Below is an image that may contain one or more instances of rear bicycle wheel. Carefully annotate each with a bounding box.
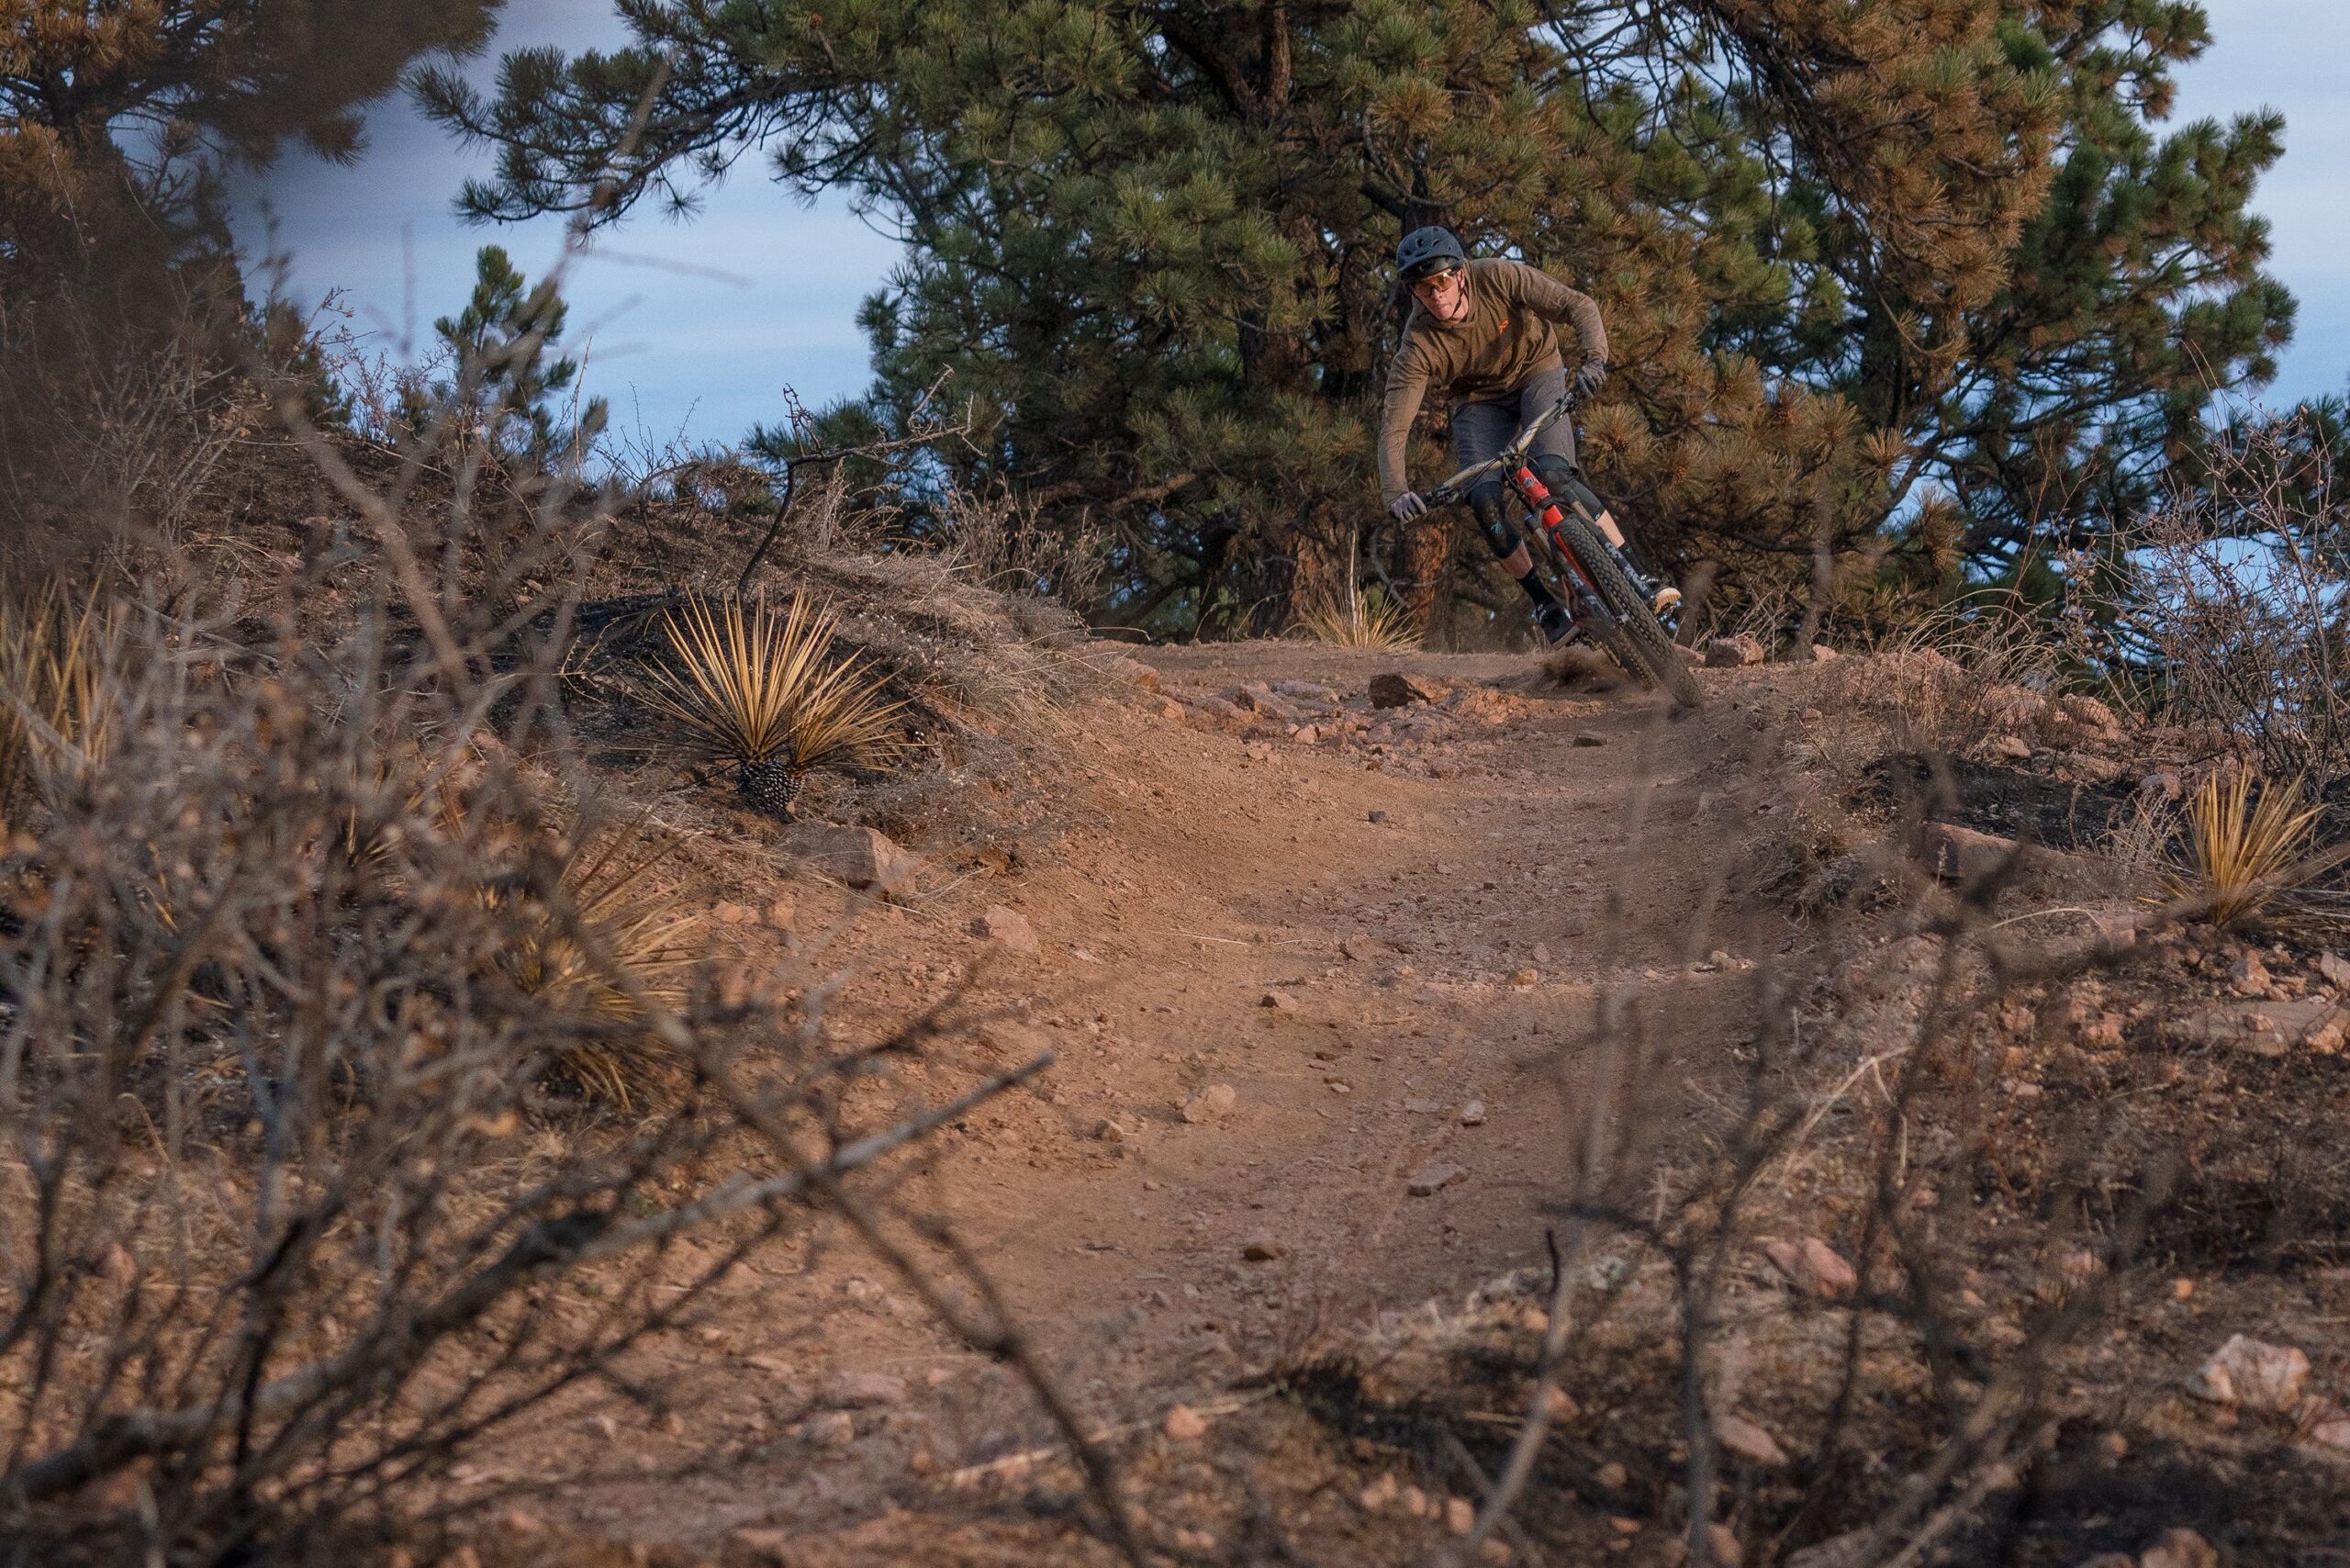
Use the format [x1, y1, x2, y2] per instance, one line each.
[1550, 510, 1704, 710]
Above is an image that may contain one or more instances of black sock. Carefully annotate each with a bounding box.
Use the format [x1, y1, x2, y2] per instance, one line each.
[1516, 570, 1557, 607]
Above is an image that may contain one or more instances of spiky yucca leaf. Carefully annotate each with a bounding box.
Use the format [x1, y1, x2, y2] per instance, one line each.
[491, 823, 704, 1105]
[0, 584, 114, 823]
[2164, 772, 2350, 928]
[642, 593, 903, 777]
[1295, 586, 1416, 650]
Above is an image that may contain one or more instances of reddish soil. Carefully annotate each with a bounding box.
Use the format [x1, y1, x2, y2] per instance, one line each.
[492, 643, 1789, 1557]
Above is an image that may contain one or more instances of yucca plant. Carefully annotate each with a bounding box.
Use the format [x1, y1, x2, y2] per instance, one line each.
[2164, 771, 2350, 929]
[640, 593, 903, 819]
[490, 823, 704, 1104]
[0, 583, 115, 824]
[1295, 537, 1416, 650]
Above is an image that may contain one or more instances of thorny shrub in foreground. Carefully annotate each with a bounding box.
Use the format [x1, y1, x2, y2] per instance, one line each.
[0, 447, 1066, 1562]
[2083, 415, 2350, 796]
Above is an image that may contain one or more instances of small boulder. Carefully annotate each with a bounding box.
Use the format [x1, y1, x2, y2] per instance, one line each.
[1358, 1473, 1400, 1513]
[1713, 1414, 1788, 1466]
[2053, 693, 2124, 741]
[1182, 694, 1250, 730]
[1241, 1235, 1283, 1261]
[1181, 1084, 1238, 1124]
[789, 823, 913, 891]
[1260, 988, 1300, 1012]
[968, 904, 1040, 955]
[1785, 1531, 1871, 1568]
[1369, 671, 1449, 708]
[1407, 1162, 1466, 1197]
[1920, 821, 2022, 883]
[2136, 1528, 2219, 1568]
[1763, 1237, 1858, 1299]
[2305, 1406, 2350, 1450]
[1233, 682, 1308, 721]
[822, 1370, 908, 1409]
[1573, 731, 1606, 748]
[1704, 635, 1764, 668]
[1444, 1495, 1476, 1536]
[1098, 653, 1162, 690]
[1986, 734, 2033, 762]
[803, 1410, 856, 1449]
[2186, 1333, 2309, 1412]
[2320, 952, 2350, 991]
[1460, 1099, 1487, 1126]
[1162, 1404, 1208, 1441]
[2229, 949, 2272, 997]
[1807, 644, 1840, 662]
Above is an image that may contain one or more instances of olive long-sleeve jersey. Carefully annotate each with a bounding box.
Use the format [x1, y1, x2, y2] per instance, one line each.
[1375, 258, 1608, 502]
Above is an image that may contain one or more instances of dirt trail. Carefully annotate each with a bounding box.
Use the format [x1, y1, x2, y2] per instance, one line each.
[544, 642, 1791, 1551]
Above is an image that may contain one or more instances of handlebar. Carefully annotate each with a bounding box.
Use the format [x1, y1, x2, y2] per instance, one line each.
[1417, 388, 1583, 510]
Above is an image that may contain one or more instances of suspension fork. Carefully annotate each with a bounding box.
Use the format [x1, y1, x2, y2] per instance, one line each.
[1512, 464, 1600, 594]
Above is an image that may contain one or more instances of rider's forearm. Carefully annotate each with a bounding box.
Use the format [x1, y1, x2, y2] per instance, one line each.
[1374, 381, 1425, 499]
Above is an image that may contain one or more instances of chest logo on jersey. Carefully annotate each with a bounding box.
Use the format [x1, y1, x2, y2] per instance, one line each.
[1495, 318, 1510, 334]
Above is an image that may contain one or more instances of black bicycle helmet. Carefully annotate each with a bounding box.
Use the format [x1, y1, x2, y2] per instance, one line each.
[1397, 226, 1466, 282]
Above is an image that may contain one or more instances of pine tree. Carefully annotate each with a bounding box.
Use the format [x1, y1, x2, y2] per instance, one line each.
[427, 244, 607, 460]
[2, 0, 502, 292]
[423, 0, 2295, 635]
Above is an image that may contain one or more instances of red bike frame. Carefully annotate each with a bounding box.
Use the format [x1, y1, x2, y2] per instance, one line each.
[1511, 462, 1605, 599]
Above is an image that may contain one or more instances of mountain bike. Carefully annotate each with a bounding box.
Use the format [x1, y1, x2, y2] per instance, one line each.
[1419, 392, 1702, 710]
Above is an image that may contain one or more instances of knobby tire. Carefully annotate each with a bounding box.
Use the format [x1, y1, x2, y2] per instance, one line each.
[1527, 531, 1647, 687]
[1584, 610, 1648, 690]
[1550, 511, 1704, 710]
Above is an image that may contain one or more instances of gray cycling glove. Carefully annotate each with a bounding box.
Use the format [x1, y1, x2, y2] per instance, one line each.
[1388, 491, 1428, 521]
[1572, 360, 1609, 400]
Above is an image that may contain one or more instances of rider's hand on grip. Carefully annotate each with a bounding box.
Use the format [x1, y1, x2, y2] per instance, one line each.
[1388, 491, 1428, 521]
[1572, 360, 1609, 401]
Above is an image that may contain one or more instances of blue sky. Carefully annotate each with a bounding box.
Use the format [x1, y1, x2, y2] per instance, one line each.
[233, 0, 2350, 448]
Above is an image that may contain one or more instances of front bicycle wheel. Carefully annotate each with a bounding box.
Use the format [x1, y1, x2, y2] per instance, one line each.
[1550, 510, 1703, 710]
[1527, 529, 1647, 685]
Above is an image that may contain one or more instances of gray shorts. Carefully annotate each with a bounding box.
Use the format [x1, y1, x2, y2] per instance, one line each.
[1449, 367, 1576, 479]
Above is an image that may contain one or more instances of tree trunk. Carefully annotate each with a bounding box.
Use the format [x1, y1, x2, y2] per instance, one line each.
[1393, 508, 1458, 644]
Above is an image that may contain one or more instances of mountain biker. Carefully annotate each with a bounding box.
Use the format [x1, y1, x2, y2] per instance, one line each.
[1378, 226, 1676, 646]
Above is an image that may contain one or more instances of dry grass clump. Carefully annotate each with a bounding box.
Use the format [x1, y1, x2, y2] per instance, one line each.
[485, 817, 705, 1103]
[1295, 581, 1415, 650]
[0, 581, 115, 823]
[1296, 532, 1416, 650]
[640, 592, 903, 818]
[2163, 770, 2347, 929]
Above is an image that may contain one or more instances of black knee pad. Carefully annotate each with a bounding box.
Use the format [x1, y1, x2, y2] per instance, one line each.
[1531, 454, 1605, 521]
[1467, 481, 1520, 559]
